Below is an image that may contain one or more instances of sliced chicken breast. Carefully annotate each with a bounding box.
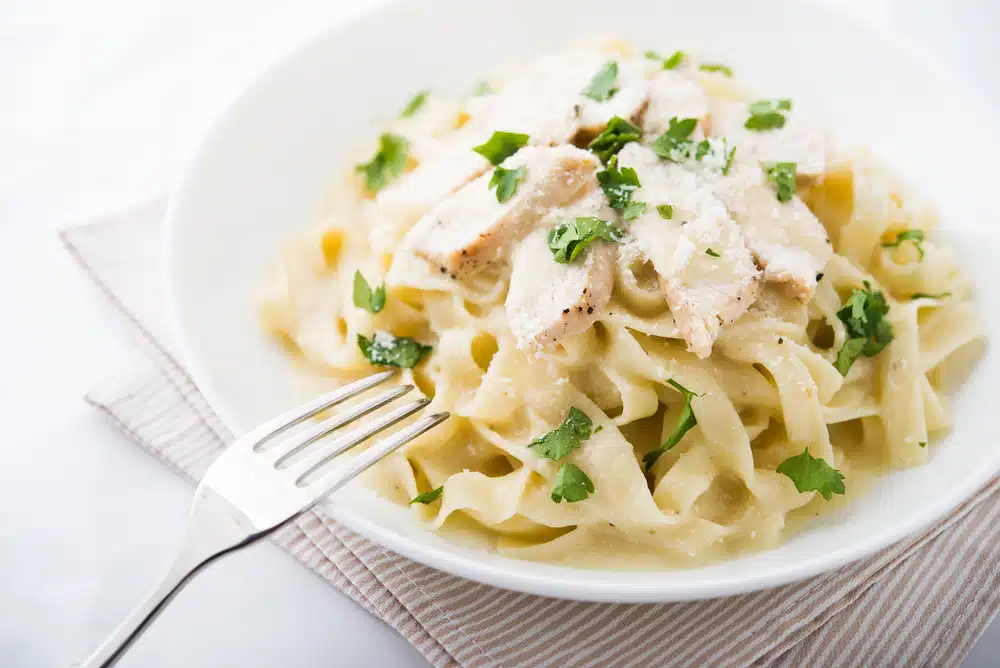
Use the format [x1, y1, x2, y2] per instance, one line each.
[403, 145, 599, 279]
[506, 228, 615, 351]
[708, 99, 829, 177]
[575, 58, 650, 134]
[463, 51, 649, 145]
[712, 162, 833, 301]
[371, 139, 491, 250]
[641, 70, 711, 137]
[617, 144, 760, 358]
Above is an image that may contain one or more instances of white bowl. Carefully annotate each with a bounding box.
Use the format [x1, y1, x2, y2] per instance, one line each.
[166, 0, 1000, 602]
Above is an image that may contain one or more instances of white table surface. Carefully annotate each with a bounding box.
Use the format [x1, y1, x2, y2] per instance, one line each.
[1, 0, 997, 665]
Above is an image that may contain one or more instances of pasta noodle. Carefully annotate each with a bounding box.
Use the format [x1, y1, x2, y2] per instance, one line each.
[258, 42, 984, 567]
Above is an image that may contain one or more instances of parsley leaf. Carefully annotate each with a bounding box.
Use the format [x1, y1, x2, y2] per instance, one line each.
[588, 116, 642, 163]
[358, 332, 432, 369]
[473, 131, 530, 165]
[356, 133, 410, 193]
[919, 441, 927, 448]
[489, 165, 527, 203]
[352, 271, 386, 313]
[748, 99, 792, 114]
[745, 111, 786, 131]
[834, 337, 867, 375]
[723, 145, 737, 174]
[776, 448, 846, 501]
[582, 61, 619, 101]
[699, 63, 733, 77]
[410, 487, 443, 505]
[623, 201, 647, 221]
[643, 379, 701, 470]
[705, 248, 720, 257]
[401, 90, 430, 117]
[911, 291, 951, 300]
[646, 49, 686, 70]
[596, 156, 642, 212]
[695, 138, 735, 172]
[547, 216, 624, 263]
[882, 229, 926, 261]
[744, 99, 791, 131]
[650, 117, 699, 162]
[527, 407, 593, 460]
[765, 162, 797, 202]
[833, 281, 894, 375]
[550, 463, 595, 503]
[473, 80, 493, 96]
[657, 204, 674, 220]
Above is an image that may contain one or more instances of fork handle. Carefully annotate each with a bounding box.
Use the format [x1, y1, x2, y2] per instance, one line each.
[82, 486, 260, 668]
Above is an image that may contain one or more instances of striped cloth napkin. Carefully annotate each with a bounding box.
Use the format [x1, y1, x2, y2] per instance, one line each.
[64, 201, 1000, 667]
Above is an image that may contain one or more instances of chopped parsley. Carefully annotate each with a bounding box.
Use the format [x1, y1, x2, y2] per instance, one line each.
[489, 165, 527, 203]
[588, 116, 642, 163]
[643, 379, 701, 470]
[527, 407, 592, 460]
[882, 229, 926, 261]
[650, 117, 699, 162]
[594, 425, 604, 434]
[919, 441, 927, 448]
[525, 408, 598, 503]
[352, 271, 386, 313]
[646, 49, 686, 70]
[699, 63, 733, 77]
[473, 131, 530, 165]
[410, 487, 443, 505]
[550, 463, 595, 503]
[596, 156, 642, 212]
[745, 99, 791, 131]
[765, 162, 797, 202]
[548, 216, 624, 263]
[356, 133, 410, 193]
[400, 90, 430, 117]
[473, 80, 493, 96]
[623, 201, 647, 221]
[834, 281, 894, 375]
[705, 248, 720, 257]
[358, 332, 432, 369]
[648, 118, 734, 173]
[911, 291, 951, 300]
[723, 144, 736, 174]
[582, 61, 619, 101]
[657, 204, 674, 220]
[776, 448, 845, 501]
[696, 138, 736, 173]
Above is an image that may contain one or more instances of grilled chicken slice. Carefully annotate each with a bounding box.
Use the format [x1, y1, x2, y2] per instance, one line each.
[372, 138, 491, 248]
[463, 51, 649, 145]
[712, 162, 833, 301]
[506, 228, 615, 351]
[708, 99, 829, 177]
[617, 144, 760, 358]
[403, 145, 598, 279]
[575, 57, 649, 134]
[641, 70, 711, 137]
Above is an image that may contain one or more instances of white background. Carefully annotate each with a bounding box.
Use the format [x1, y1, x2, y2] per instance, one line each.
[1, 0, 998, 665]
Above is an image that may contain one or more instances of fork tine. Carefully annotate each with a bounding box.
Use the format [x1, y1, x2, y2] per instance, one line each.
[245, 370, 395, 452]
[270, 384, 414, 467]
[285, 398, 432, 483]
[304, 412, 450, 500]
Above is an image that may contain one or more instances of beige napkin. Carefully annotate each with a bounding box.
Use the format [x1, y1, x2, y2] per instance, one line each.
[64, 201, 1000, 667]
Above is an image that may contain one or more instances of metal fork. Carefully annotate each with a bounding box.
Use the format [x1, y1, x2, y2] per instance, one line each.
[82, 370, 448, 667]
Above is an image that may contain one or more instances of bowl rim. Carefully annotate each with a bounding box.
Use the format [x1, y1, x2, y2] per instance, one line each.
[164, 0, 1000, 602]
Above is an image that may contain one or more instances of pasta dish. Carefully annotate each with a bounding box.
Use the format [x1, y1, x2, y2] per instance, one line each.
[259, 42, 984, 566]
